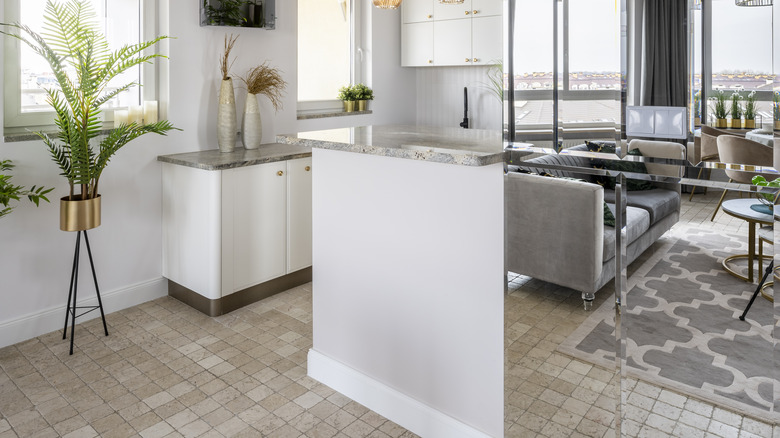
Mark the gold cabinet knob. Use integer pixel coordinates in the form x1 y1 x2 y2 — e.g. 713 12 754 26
428 59 433 64
465 10 470 15
473 10 478 14
427 14 432 18
473 58 478 62
465 58 470 62
277 171 283 176
305 166 311 171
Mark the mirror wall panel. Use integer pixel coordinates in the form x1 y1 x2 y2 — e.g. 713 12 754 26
504 0 779 436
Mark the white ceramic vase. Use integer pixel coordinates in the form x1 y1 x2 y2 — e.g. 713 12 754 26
241 93 262 150
217 78 237 153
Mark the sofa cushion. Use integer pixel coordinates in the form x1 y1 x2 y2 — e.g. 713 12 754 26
602 205 651 262
603 188 680 225
586 141 656 191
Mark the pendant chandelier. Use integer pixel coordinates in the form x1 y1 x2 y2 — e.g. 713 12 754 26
735 0 772 6
373 0 402 9
439 0 466 3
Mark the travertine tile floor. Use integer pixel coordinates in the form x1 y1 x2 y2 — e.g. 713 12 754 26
0 187 777 438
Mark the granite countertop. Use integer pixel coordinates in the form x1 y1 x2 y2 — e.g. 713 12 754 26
276 125 504 166
157 143 312 170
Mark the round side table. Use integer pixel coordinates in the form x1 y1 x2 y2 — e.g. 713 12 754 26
721 198 773 282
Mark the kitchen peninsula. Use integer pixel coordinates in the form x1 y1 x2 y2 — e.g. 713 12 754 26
277 125 505 438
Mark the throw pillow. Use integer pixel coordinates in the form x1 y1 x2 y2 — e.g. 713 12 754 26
585 141 655 191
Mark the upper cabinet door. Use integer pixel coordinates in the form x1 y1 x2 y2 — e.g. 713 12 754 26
472 15 502 65
402 22 435 66
433 0 472 21
471 0 502 17
433 19 472 66
403 0 434 23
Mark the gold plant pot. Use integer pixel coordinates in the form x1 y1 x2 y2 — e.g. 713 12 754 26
343 101 355 112
775 121 780 130
730 119 742 129
357 100 368 111
715 118 728 128
744 119 755 129
60 195 101 232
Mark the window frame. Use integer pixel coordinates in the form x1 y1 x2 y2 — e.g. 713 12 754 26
3 0 159 130
296 0 363 114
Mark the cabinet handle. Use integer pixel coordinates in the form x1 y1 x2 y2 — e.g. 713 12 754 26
465 58 470 63
464 10 470 15
473 58 478 63
427 14 432 18
305 166 311 171
473 10 478 14
428 59 433 64
277 171 284 176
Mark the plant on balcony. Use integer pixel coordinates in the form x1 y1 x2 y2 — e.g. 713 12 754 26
0 160 53 219
692 90 701 124
774 91 780 129
711 90 728 128
743 91 757 129
730 92 742 129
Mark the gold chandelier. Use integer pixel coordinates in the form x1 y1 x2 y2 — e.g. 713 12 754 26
373 0 402 9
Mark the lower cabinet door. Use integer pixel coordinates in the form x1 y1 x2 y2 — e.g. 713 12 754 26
231 162 288 290
287 157 313 272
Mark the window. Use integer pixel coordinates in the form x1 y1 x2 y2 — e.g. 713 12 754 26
297 0 362 114
510 0 622 138
3 0 158 129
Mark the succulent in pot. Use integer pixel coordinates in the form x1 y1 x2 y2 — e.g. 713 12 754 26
338 85 357 112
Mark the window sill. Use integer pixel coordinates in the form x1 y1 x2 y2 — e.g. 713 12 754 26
297 110 372 121
4 123 115 143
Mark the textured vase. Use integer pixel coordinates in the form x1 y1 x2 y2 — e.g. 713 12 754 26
217 78 237 153
242 93 263 150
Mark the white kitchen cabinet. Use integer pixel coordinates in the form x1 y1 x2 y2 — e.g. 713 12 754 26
472 15 502 64
287 157 313 273
401 22 434 67
231 162 288 291
160 146 312 316
433 0 472 21
471 0 502 17
433 19 472 66
402 0 433 23
402 0 502 67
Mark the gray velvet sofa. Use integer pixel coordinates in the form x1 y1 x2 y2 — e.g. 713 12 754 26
505 139 686 308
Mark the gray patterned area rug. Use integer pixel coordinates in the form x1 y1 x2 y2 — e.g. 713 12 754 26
558 224 777 422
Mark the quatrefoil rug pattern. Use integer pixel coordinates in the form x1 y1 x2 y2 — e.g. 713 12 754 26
558 225 778 422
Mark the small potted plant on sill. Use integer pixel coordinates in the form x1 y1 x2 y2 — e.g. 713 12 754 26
711 90 728 128
743 91 757 129
353 83 374 111
774 91 780 130
729 92 742 129
338 85 356 112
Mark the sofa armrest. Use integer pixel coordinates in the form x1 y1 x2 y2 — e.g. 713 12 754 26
505 172 604 293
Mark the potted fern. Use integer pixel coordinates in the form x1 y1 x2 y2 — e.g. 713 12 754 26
0 160 53 219
743 91 756 129
729 92 742 129
1 0 177 231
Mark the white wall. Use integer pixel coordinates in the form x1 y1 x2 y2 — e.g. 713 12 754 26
416 66 503 130
0 0 417 348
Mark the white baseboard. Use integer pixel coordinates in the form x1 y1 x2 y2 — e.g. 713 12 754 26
307 349 496 438
0 277 168 349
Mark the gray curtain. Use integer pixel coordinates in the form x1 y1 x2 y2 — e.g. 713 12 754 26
641 0 687 107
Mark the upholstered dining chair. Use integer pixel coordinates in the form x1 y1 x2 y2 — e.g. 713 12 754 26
711 135 775 221
689 125 726 201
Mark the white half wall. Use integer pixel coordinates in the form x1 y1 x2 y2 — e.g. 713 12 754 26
310 148 504 437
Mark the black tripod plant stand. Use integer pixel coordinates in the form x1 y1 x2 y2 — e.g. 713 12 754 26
739 260 773 322
63 229 109 355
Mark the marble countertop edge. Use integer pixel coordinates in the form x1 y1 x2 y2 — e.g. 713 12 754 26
157 143 312 171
